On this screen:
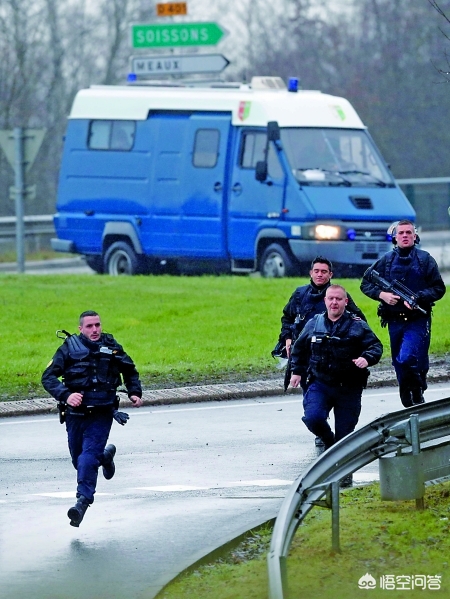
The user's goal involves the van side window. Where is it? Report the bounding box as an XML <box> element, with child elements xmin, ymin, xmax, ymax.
<box><xmin>193</xmin><ymin>129</ymin><xmax>220</xmax><ymax>168</ymax></box>
<box><xmin>240</xmin><ymin>131</ymin><xmax>283</xmax><ymax>178</ymax></box>
<box><xmin>241</xmin><ymin>132</ymin><xmax>266</xmax><ymax>168</ymax></box>
<box><xmin>88</xmin><ymin>120</ymin><xmax>135</xmax><ymax>151</ymax></box>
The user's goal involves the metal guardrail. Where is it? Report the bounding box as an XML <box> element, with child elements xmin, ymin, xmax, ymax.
<box><xmin>0</xmin><ymin>214</ymin><xmax>54</xmax><ymax>240</ymax></box>
<box><xmin>267</xmin><ymin>397</ymin><xmax>450</xmax><ymax>599</ymax></box>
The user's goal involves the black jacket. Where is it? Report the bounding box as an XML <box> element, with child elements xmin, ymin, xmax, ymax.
<box><xmin>279</xmin><ymin>280</ymin><xmax>366</xmax><ymax>342</ymax></box>
<box><xmin>42</xmin><ymin>333</ymin><xmax>142</xmax><ymax>406</ymax></box>
<box><xmin>360</xmin><ymin>246</ymin><xmax>445</xmax><ymax>320</ymax></box>
<box><xmin>290</xmin><ymin>311</ymin><xmax>383</xmax><ymax>387</ymax></box>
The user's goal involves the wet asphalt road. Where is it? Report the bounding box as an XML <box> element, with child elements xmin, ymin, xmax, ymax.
<box><xmin>2</xmin><ymin>383</ymin><xmax>450</xmax><ymax>599</ymax></box>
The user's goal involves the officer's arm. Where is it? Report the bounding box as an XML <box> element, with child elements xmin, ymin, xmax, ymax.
<box><xmin>279</xmin><ymin>292</ymin><xmax>297</xmax><ymax>341</ymax></box>
<box><xmin>360</xmin><ymin>259</ymin><xmax>385</xmax><ymax>301</ymax></box>
<box><xmin>41</xmin><ymin>347</ymin><xmax>72</xmax><ymax>402</ymax></box>
<box><xmin>116</xmin><ymin>349</ymin><xmax>143</xmax><ymax>400</ymax></box>
<box><xmin>359</xmin><ymin>325</ymin><xmax>383</xmax><ymax>366</ymax></box>
<box><xmin>415</xmin><ymin>256</ymin><xmax>446</xmax><ymax>305</ymax></box>
<box><xmin>290</xmin><ymin>323</ymin><xmax>312</xmax><ymax>375</ymax></box>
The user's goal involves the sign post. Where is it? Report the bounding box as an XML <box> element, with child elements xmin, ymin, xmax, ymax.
<box><xmin>131</xmin><ymin>22</ymin><xmax>227</xmax><ymax>48</ymax></box>
<box><xmin>0</xmin><ymin>128</ymin><xmax>46</xmax><ymax>273</ymax></box>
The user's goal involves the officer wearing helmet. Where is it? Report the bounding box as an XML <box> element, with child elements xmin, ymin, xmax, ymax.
<box><xmin>360</xmin><ymin>220</ymin><xmax>445</xmax><ymax>407</ymax></box>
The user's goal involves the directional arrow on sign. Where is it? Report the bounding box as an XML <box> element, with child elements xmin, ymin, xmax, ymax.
<box><xmin>131</xmin><ymin>53</ymin><xmax>230</xmax><ymax>76</ymax></box>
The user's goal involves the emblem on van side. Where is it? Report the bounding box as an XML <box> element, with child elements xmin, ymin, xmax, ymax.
<box><xmin>238</xmin><ymin>101</ymin><xmax>251</xmax><ymax>121</ymax></box>
<box><xmin>330</xmin><ymin>104</ymin><xmax>346</xmax><ymax>121</ymax></box>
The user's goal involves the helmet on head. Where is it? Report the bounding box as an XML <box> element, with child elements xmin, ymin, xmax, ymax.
<box><xmin>386</xmin><ymin>220</ymin><xmax>420</xmax><ymax>245</ymax></box>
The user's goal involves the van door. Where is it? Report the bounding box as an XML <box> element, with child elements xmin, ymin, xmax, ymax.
<box><xmin>181</xmin><ymin>113</ymin><xmax>232</xmax><ymax>257</ymax></box>
<box><xmin>228</xmin><ymin>129</ymin><xmax>286</xmax><ymax>259</ymax></box>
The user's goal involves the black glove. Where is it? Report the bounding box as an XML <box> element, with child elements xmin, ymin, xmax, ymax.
<box><xmin>113</xmin><ymin>409</ymin><xmax>129</xmax><ymax>425</ymax></box>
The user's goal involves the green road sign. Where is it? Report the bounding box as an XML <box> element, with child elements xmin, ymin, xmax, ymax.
<box><xmin>131</xmin><ymin>22</ymin><xmax>227</xmax><ymax>48</ymax></box>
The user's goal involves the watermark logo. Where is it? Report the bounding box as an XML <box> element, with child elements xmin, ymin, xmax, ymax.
<box><xmin>358</xmin><ymin>573</ymin><xmax>442</xmax><ymax>590</ymax></box>
<box><xmin>358</xmin><ymin>573</ymin><xmax>376</xmax><ymax>589</ymax></box>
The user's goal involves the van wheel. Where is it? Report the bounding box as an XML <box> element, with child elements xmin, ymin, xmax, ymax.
<box><xmin>104</xmin><ymin>242</ymin><xmax>139</xmax><ymax>275</ymax></box>
<box><xmin>260</xmin><ymin>243</ymin><xmax>295</xmax><ymax>278</ymax></box>
<box><xmin>84</xmin><ymin>255</ymin><xmax>104</xmax><ymax>274</ymax></box>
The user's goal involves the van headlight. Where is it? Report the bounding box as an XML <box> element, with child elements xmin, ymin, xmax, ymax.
<box><xmin>301</xmin><ymin>224</ymin><xmax>345</xmax><ymax>240</ymax></box>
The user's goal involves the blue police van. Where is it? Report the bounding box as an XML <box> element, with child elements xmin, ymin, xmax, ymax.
<box><xmin>52</xmin><ymin>76</ymin><xmax>415</xmax><ymax>276</ymax></box>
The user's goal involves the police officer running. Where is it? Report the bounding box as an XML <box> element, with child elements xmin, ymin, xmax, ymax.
<box><xmin>360</xmin><ymin>220</ymin><xmax>445</xmax><ymax>407</ymax></box>
<box><xmin>42</xmin><ymin>310</ymin><xmax>143</xmax><ymax>527</ymax></box>
<box><xmin>289</xmin><ymin>285</ymin><xmax>383</xmax><ymax>456</ymax></box>
<box><xmin>278</xmin><ymin>256</ymin><xmax>366</xmax><ymax>363</ymax></box>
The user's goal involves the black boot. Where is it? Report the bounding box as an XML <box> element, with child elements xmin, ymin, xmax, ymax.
<box><xmin>411</xmin><ymin>387</ymin><xmax>425</xmax><ymax>405</ymax></box>
<box><xmin>340</xmin><ymin>474</ymin><xmax>353</xmax><ymax>488</ymax></box>
<box><xmin>102</xmin><ymin>444</ymin><xmax>116</xmax><ymax>480</ymax></box>
<box><xmin>68</xmin><ymin>495</ymin><xmax>90</xmax><ymax>527</ymax></box>
<box><xmin>399</xmin><ymin>383</ymin><xmax>413</xmax><ymax>408</ymax></box>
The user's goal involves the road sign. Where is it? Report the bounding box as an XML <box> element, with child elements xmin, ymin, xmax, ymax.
<box><xmin>131</xmin><ymin>22</ymin><xmax>227</xmax><ymax>48</ymax></box>
<box><xmin>131</xmin><ymin>53</ymin><xmax>230</xmax><ymax>76</ymax></box>
<box><xmin>0</xmin><ymin>128</ymin><xmax>46</xmax><ymax>173</ymax></box>
<box><xmin>156</xmin><ymin>2</ymin><xmax>187</xmax><ymax>16</ymax></box>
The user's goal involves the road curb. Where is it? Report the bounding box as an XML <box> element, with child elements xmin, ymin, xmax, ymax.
<box><xmin>1</xmin><ymin>367</ymin><xmax>449</xmax><ymax>418</ymax></box>
<box><xmin>153</xmin><ymin>516</ymin><xmax>276</xmax><ymax>598</ymax></box>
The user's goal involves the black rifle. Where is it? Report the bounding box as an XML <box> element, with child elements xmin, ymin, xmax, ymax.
<box><xmin>368</xmin><ymin>270</ymin><xmax>427</xmax><ymax>315</ymax></box>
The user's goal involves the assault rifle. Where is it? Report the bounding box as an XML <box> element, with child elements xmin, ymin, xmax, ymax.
<box><xmin>367</xmin><ymin>270</ymin><xmax>427</xmax><ymax>315</ymax></box>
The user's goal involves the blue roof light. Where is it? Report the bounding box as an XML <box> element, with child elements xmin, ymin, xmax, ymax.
<box><xmin>288</xmin><ymin>77</ymin><xmax>298</xmax><ymax>92</ymax></box>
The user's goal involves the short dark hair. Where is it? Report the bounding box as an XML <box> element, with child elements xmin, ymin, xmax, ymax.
<box><xmin>79</xmin><ymin>310</ymin><xmax>99</xmax><ymax>325</ymax></box>
<box><xmin>310</xmin><ymin>256</ymin><xmax>333</xmax><ymax>272</ymax></box>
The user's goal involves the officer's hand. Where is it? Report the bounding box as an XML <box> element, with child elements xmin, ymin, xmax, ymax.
<box><xmin>404</xmin><ymin>300</ymin><xmax>414</xmax><ymax>310</ymax></box>
<box><xmin>379</xmin><ymin>291</ymin><xmax>400</xmax><ymax>306</ymax></box>
<box><xmin>130</xmin><ymin>395</ymin><xmax>143</xmax><ymax>408</ymax></box>
<box><xmin>353</xmin><ymin>357</ymin><xmax>368</xmax><ymax>369</ymax></box>
<box><xmin>290</xmin><ymin>374</ymin><xmax>302</xmax><ymax>388</ymax></box>
<box><xmin>286</xmin><ymin>339</ymin><xmax>292</xmax><ymax>357</ymax></box>
<box><xmin>67</xmin><ymin>392</ymin><xmax>83</xmax><ymax>407</ymax></box>
<box><xmin>113</xmin><ymin>409</ymin><xmax>129</xmax><ymax>425</ymax></box>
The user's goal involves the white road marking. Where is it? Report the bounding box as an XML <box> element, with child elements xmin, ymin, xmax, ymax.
<box><xmin>136</xmin><ymin>479</ymin><xmax>293</xmax><ymax>492</ymax></box>
<box><xmin>33</xmin><ymin>492</ymin><xmax>110</xmax><ymax>498</ymax></box>
<box><xmin>2</xmin><ymin>386</ymin><xmax>450</xmax><ymax>425</ymax></box>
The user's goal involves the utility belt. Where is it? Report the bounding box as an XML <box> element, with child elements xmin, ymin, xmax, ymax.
<box><xmin>58</xmin><ymin>395</ymin><xmax>119</xmax><ymax>424</ymax></box>
<box><xmin>377</xmin><ymin>304</ymin><xmax>429</xmax><ymax>327</ymax></box>
<box><xmin>67</xmin><ymin>405</ymin><xmax>114</xmax><ymax>416</ymax></box>
<box><xmin>310</xmin><ymin>367</ymin><xmax>369</xmax><ymax>389</ymax></box>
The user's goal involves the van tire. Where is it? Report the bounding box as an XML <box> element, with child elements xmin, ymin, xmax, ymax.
<box><xmin>84</xmin><ymin>255</ymin><xmax>104</xmax><ymax>274</ymax></box>
<box><xmin>260</xmin><ymin>243</ymin><xmax>295</xmax><ymax>278</ymax></box>
<box><xmin>104</xmin><ymin>241</ymin><xmax>140</xmax><ymax>275</ymax></box>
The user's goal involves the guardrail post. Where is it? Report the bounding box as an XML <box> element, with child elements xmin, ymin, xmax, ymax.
<box><xmin>13</xmin><ymin>127</ymin><xmax>25</xmax><ymax>273</ymax></box>
<box><xmin>410</xmin><ymin>414</ymin><xmax>424</xmax><ymax>510</ymax></box>
<box><xmin>331</xmin><ymin>481</ymin><xmax>341</xmax><ymax>553</ymax></box>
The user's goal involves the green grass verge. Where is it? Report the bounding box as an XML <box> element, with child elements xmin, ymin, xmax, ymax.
<box><xmin>1</xmin><ymin>274</ymin><xmax>448</xmax><ymax>400</ymax></box>
<box><xmin>158</xmin><ymin>481</ymin><xmax>450</xmax><ymax>599</ymax></box>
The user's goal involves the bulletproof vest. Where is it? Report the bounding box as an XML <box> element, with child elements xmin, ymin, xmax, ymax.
<box><xmin>308</xmin><ymin>314</ymin><xmax>361</xmax><ymax>382</ymax></box>
<box><xmin>291</xmin><ymin>286</ymin><xmax>328</xmax><ymax>340</ymax></box>
<box><xmin>63</xmin><ymin>334</ymin><xmax>121</xmax><ymax>404</ymax></box>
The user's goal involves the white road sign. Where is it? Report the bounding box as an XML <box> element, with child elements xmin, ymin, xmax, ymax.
<box><xmin>131</xmin><ymin>53</ymin><xmax>230</xmax><ymax>76</ymax></box>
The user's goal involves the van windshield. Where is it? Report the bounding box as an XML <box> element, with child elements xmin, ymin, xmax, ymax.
<box><xmin>281</xmin><ymin>128</ymin><xmax>394</xmax><ymax>187</ymax></box>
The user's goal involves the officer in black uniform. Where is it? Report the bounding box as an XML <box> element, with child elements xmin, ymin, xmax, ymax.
<box><xmin>289</xmin><ymin>284</ymin><xmax>383</xmax><ymax>455</ymax></box>
<box><xmin>360</xmin><ymin>220</ymin><xmax>445</xmax><ymax>407</ymax></box>
<box><xmin>42</xmin><ymin>310</ymin><xmax>143</xmax><ymax>527</ymax></box>
<box><xmin>277</xmin><ymin>256</ymin><xmax>366</xmax><ymax>362</ymax></box>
